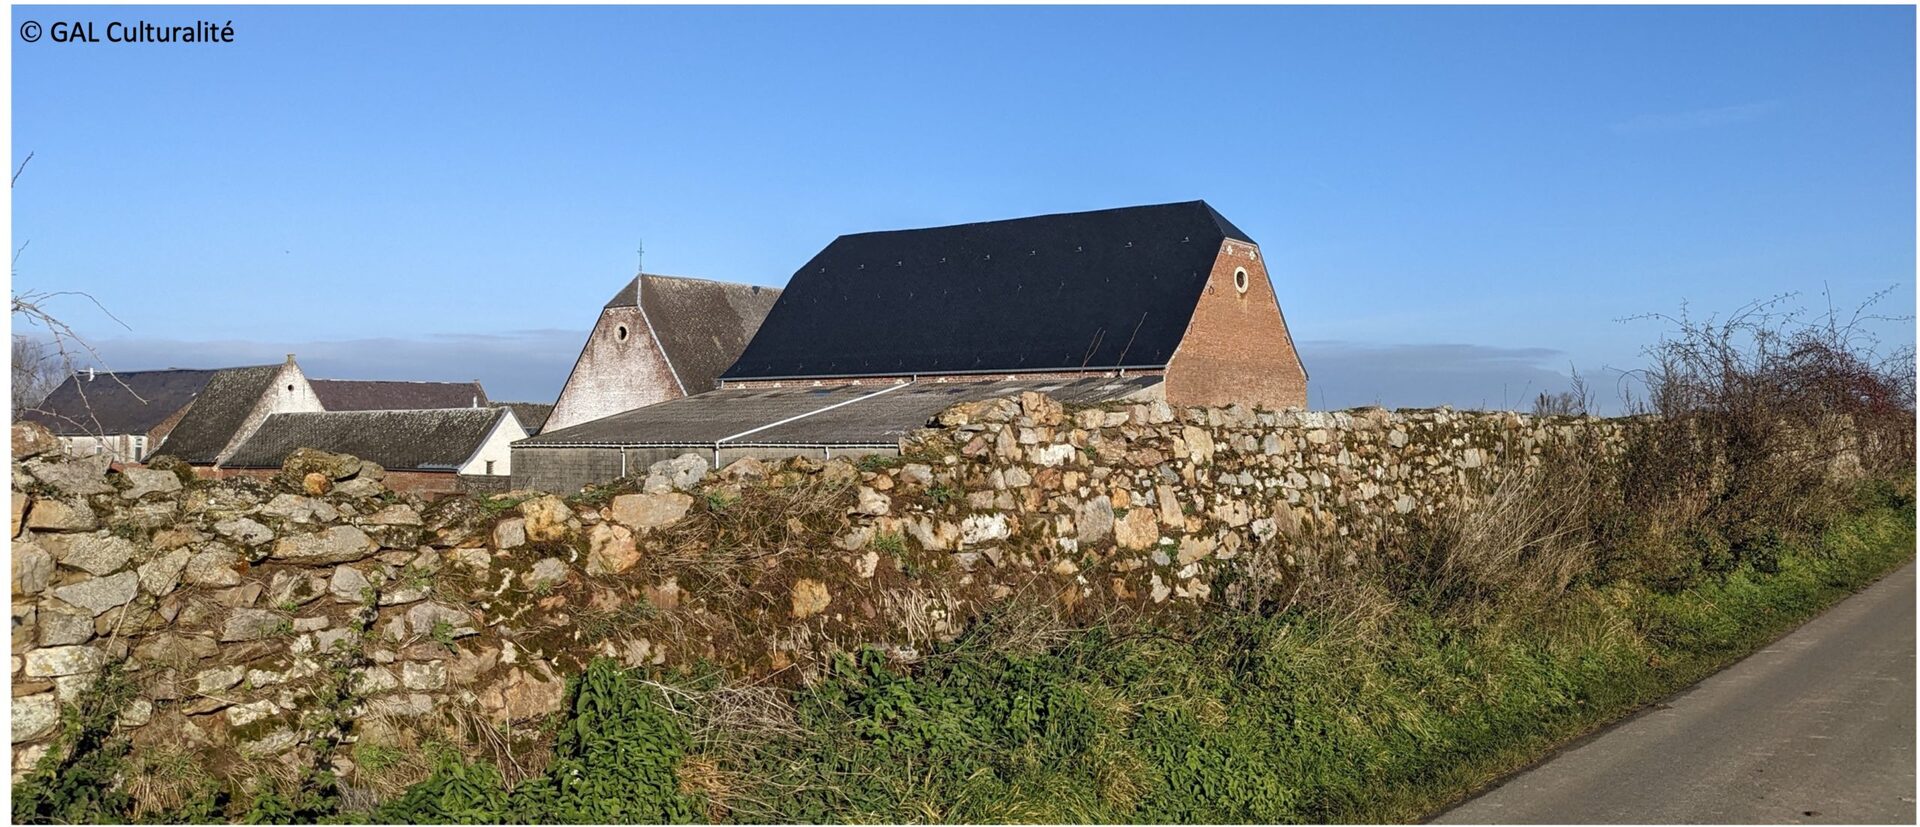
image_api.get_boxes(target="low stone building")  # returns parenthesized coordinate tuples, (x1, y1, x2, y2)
(220, 408, 526, 495)
(544, 274, 782, 433)
(152, 357, 324, 467)
(515, 201, 1309, 491)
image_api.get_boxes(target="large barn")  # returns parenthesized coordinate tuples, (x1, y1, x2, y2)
(543, 273, 782, 432)
(514, 200, 1307, 492)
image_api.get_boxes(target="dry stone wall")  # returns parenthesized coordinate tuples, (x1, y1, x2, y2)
(8, 396, 1626, 797)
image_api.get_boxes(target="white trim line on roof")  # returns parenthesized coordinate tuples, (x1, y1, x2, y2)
(710, 380, 914, 466)
(634, 278, 689, 397)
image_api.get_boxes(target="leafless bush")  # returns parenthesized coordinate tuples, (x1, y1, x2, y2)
(1605, 288, 1916, 585)
(12, 334, 61, 414)
(1532, 366, 1592, 417)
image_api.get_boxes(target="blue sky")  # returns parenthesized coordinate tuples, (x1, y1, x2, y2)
(12, 5, 1915, 410)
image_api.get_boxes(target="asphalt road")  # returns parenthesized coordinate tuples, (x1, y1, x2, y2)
(1434, 562, 1916, 825)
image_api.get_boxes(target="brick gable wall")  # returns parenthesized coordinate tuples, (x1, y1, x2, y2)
(1164, 240, 1308, 410)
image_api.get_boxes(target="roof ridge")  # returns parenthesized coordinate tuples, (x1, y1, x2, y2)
(833, 199, 1221, 240)
(640, 272, 779, 289)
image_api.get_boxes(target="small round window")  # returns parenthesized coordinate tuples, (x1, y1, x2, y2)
(1233, 268, 1250, 294)
(615, 324, 629, 342)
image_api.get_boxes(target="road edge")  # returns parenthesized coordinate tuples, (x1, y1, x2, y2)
(1421, 556, 1919, 824)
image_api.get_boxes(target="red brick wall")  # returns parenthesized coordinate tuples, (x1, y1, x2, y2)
(1164, 240, 1309, 410)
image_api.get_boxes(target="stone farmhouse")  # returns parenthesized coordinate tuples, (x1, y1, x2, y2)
(544, 274, 782, 433)
(514, 200, 1308, 492)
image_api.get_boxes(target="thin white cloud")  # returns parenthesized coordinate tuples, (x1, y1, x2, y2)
(1610, 100, 1783, 136)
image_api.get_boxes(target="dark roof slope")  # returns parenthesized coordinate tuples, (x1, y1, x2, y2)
(722, 200, 1253, 381)
(151, 365, 285, 464)
(20, 368, 217, 436)
(496, 402, 553, 434)
(521, 377, 1161, 448)
(311, 379, 488, 411)
(224, 408, 515, 470)
(601, 274, 782, 393)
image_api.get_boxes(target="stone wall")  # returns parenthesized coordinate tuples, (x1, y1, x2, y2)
(7, 395, 1626, 799)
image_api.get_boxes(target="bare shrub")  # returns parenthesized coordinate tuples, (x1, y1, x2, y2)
(12, 335, 61, 414)
(1532, 365, 1593, 417)
(1608, 288, 1916, 586)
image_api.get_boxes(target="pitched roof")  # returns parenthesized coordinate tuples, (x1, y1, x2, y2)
(603, 274, 782, 394)
(19, 368, 218, 436)
(310, 379, 488, 411)
(150, 365, 286, 464)
(223, 408, 516, 471)
(721, 200, 1254, 381)
(520, 376, 1161, 448)
(495, 402, 553, 434)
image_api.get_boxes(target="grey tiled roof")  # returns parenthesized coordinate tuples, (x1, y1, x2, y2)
(310, 380, 488, 411)
(601, 274, 782, 394)
(223, 407, 516, 471)
(495, 402, 552, 434)
(20, 368, 217, 436)
(518, 376, 1161, 449)
(150, 365, 285, 464)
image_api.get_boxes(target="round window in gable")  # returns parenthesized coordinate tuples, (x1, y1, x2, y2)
(615, 324, 630, 342)
(1233, 267, 1250, 294)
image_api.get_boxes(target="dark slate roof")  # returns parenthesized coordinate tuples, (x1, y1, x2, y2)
(19, 368, 217, 436)
(311, 379, 489, 411)
(224, 408, 516, 471)
(721, 200, 1254, 381)
(496, 402, 553, 434)
(150, 365, 286, 464)
(519, 377, 1162, 448)
(602, 274, 782, 393)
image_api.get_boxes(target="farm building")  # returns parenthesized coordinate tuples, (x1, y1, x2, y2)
(309, 379, 489, 411)
(544, 273, 782, 432)
(514, 200, 1307, 492)
(19, 368, 220, 463)
(220, 407, 525, 495)
(151, 357, 324, 467)
(124, 355, 520, 492)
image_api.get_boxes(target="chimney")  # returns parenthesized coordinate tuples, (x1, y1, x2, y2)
(285, 353, 296, 365)
(85, 367, 96, 382)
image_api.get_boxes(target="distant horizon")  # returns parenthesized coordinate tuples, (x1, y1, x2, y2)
(13, 5, 1914, 412)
